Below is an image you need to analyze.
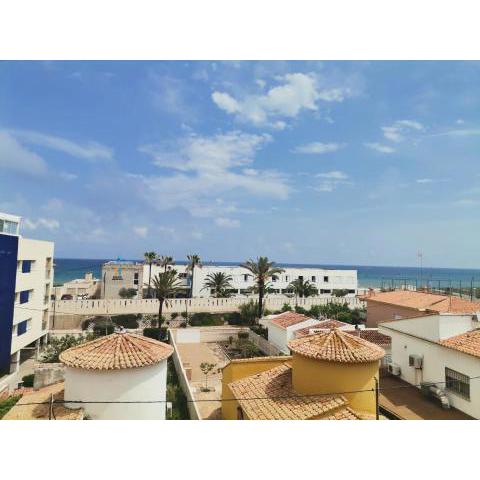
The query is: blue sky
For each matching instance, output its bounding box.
[1,61,480,267]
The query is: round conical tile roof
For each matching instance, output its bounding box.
[60,333,174,370]
[288,328,385,363]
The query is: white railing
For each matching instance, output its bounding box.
[51,295,364,316]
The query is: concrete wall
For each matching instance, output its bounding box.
[379,321,480,419]
[101,262,144,299]
[366,300,425,327]
[51,295,364,316]
[64,361,168,420]
[267,318,320,354]
[34,362,65,389]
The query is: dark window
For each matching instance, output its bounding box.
[324,276,329,283]
[320,289,331,294]
[445,367,470,400]
[22,260,32,273]
[312,276,316,282]
[272,275,278,282]
[17,320,28,336]
[237,407,244,420]
[244,274,249,282]
[134,272,139,285]
[19,290,30,304]
[298,275,303,280]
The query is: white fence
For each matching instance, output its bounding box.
[51,295,364,316]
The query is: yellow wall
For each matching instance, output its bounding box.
[221,356,291,420]
[292,353,379,414]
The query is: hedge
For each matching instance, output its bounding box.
[143,327,168,341]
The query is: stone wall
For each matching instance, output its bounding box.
[33,363,65,389]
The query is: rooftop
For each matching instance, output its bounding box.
[59,333,173,370]
[269,311,312,329]
[228,364,365,420]
[439,328,480,359]
[362,289,480,314]
[294,318,351,337]
[289,328,385,363]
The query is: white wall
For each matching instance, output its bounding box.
[268,318,320,353]
[64,361,168,420]
[379,319,480,419]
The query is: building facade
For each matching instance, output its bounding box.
[145,263,358,298]
[0,212,54,385]
[378,313,480,419]
[53,272,101,300]
[101,261,144,299]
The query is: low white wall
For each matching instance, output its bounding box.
[169,332,200,420]
[64,362,168,420]
[51,295,364,316]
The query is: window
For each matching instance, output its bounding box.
[0,219,19,235]
[298,275,303,280]
[179,273,187,279]
[285,275,289,282]
[272,275,278,282]
[134,272,139,285]
[19,290,30,304]
[324,276,329,283]
[22,260,33,273]
[244,274,249,282]
[17,319,30,336]
[311,276,316,282]
[445,367,470,400]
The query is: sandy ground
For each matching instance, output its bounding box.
[2,382,84,420]
[176,342,229,419]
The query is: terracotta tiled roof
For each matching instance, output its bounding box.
[346,329,391,347]
[60,333,173,370]
[269,311,311,329]
[289,329,385,363]
[439,329,480,358]
[228,364,355,420]
[362,290,480,314]
[295,319,351,337]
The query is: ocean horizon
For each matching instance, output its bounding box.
[53,258,480,289]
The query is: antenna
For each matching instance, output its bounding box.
[417,251,423,291]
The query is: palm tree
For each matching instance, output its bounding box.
[144,251,157,298]
[202,272,234,297]
[288,278,318,298]
[186,254,202,298]
[241,257,284,319]
[149,270,183,337]
[158,255,175,272]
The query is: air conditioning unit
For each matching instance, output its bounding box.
[387,363,401,376]
[409,354,423,369]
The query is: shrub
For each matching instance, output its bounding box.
[224,311,242,325]
[171,312,179,320]
[190,312,224,327]
[0,395,21,419]
[238,300,258,325]
[294,306,308,315]
[119,287,137,299]
[143,327,167,341]
[281,303,292,312]
[112,314,140,329]
[22,374,34,388]
[93,324,115,336]
[41,335,87,363]
[250,324,268,339]
[238,331,250,340]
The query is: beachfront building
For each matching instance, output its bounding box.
[60,332,174,419]
[145,263,358,298]
[378,312,480,419]
[52,272,101,300]
[222,328,384,420]
[0,212,54,391]
[362,289,480,327]
[101,260,144,299]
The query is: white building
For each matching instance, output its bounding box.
[379,313,480,419]
[60,332,174,419]
[0,212,54,390]
[53,272,101,300]
[145,263,357,298]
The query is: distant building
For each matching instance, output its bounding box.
[222,328,384,420]
[101,261,144,299]
[53,272,101,300]
[361,289,480,327]
[145,263,358,298]
[60,332,174,419]
[0,212,54,389]
[379,312,480,419]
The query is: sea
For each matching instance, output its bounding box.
[53,258,480,290]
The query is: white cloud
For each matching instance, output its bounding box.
[293,142,345,155]
[381,119,424,143]
[416,178,434,184]
[136,131,290,218]
[364,142,396,154]
[0,131,48,175]
[8,129,113,160]
[215,217,240,228]
[314,171,350,192]
[212,72,352,128]
[432,128,480,137]
[22,217,60,231]
[59,172,78,181]
[133,226,148,238]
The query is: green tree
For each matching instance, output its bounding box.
[41,334,90,363]
[202,272,234,297]
[158,255,175,272]
[144,251,157,298]
[288,278,318,298]
[241,257,284,319]
[200,362,217,391]
[186,254,202,298]
[118,287,137,299]
[149,270,183,337]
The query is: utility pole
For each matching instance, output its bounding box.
[374,377,380,420]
